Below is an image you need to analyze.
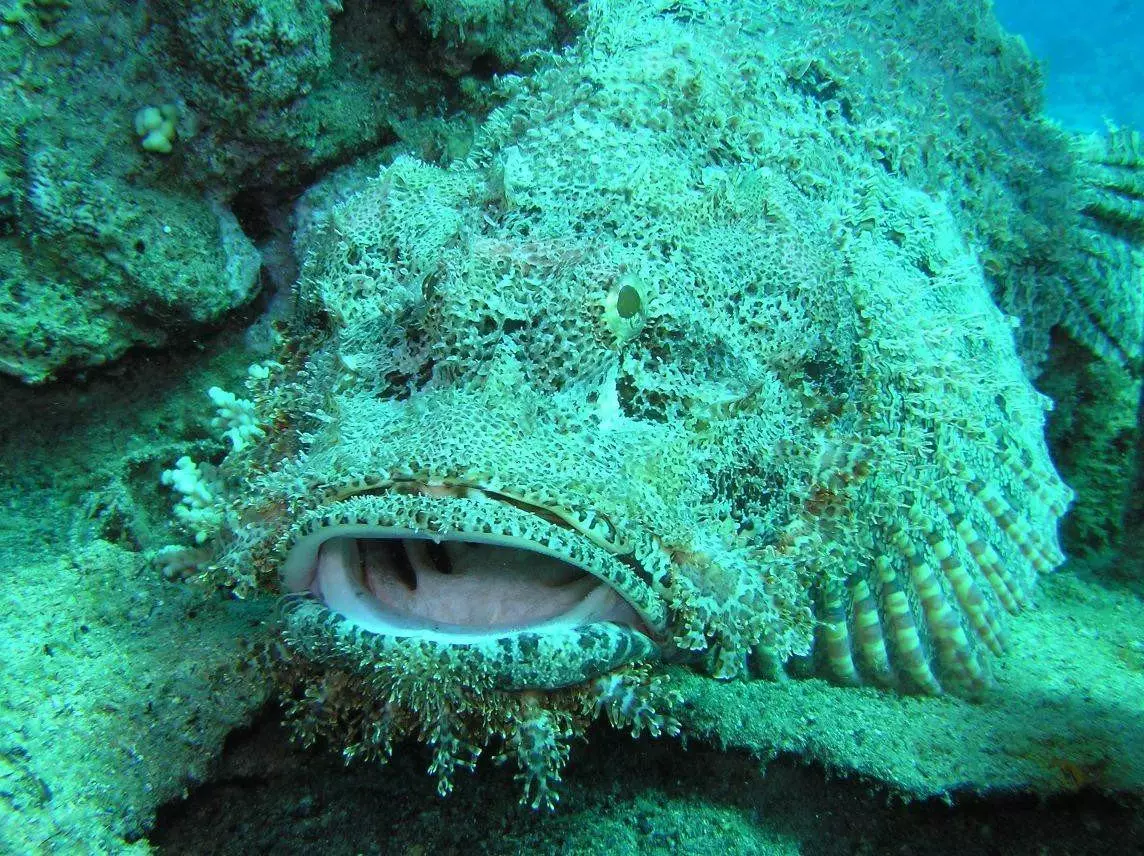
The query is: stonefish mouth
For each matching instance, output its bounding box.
[276,486,672,691]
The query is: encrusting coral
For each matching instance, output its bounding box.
[163,0,1074,808]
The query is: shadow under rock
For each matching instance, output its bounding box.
[148,704,1143,856]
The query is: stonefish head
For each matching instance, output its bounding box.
[164,1,1070,808]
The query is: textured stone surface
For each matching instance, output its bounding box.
[0,2,262,383]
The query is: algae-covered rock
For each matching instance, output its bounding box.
[0,1,262,384]
[1,147,260,383]
[0,339,275,852]
[149,0,340,107]
[145,0,575,188]
[1042,333,1143,569]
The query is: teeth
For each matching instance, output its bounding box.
[426,540,454,574]
[321,535,359,582]
[373,539,418,591]
[403,539,437,580]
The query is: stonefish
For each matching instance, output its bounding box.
[164,0,1071,808]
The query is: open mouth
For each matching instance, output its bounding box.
[274,487,672,680]
[281,527,651,643]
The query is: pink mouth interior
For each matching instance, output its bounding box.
[304,536,643,638]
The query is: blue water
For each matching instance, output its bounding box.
[993,0,1144,131]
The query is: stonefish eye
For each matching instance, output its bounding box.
[602,273,648,344]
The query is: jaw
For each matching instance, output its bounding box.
[294,531,650,643]
[275,489,671,688]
